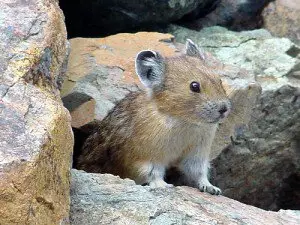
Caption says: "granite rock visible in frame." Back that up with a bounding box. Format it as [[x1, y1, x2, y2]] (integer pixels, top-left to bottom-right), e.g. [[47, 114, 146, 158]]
[[70, 169, 300, 225], [0, 0, 73, 224]]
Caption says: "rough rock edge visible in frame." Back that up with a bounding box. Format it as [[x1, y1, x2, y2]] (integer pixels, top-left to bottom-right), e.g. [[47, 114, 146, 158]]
[[70, 169, 300, 225]]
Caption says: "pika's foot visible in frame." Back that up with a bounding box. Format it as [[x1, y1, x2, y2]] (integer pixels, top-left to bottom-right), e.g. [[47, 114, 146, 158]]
[[198, 180, 222, 195], [149, 180, 174, 189]]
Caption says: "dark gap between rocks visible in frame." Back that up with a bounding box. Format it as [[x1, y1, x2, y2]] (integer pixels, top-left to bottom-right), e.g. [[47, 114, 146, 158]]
[[59, 0, 176, 38], [277, 173, 300, 210], [59, 0, 272, 39], [58, 0, 217, 38]]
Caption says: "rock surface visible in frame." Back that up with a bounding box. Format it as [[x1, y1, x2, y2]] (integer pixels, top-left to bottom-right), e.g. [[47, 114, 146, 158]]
[[61, 32, 177, 120], [165, 25, 300, 210], [62, 32, 260, 160], [263, 0, 300, 45], [70, 169, 300, 225], [179, 0, 272, 31], [166, 25, 299, 91], [62, 92, 96, 128], [59, 0, 214, 37], [0, 0, 73, 224], [213, 85, 300, 210]]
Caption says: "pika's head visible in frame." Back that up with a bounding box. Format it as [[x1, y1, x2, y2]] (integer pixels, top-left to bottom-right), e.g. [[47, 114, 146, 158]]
[[135, 39, 231, 124]]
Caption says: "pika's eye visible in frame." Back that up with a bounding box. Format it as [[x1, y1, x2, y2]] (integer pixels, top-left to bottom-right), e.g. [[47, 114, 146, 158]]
[[190, 81, 201, 93]]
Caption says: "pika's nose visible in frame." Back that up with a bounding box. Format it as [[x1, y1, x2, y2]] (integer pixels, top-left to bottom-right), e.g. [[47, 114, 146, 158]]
[[218, 106, 228, 115]]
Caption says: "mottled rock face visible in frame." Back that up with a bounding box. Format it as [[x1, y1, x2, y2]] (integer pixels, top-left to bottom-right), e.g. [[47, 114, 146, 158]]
[[70, 169, 300, 225], [0, 0, 73, 224], [263, 0, 300, 45], [59, 0, 214, 37], [165, 25, 300, 210]]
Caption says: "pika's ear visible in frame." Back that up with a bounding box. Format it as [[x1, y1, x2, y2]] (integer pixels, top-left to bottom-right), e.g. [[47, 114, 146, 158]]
[[135, 50, 165, 89], [185, 39, 205, 60]]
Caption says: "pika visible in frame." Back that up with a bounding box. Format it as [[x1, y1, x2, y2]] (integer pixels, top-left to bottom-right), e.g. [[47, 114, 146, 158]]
[[77, 39, 231, 195]]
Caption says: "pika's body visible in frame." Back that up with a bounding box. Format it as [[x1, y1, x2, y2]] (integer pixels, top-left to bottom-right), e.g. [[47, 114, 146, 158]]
[[77, 40, 231, 194]]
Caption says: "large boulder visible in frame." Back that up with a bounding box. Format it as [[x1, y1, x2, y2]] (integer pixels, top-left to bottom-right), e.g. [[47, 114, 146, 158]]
[[0, 0, 73, 224], [165, 25, 300, 210], [61, 32, 260, 162], [59, 0, 214, 37], [70, 169, 300, 225]]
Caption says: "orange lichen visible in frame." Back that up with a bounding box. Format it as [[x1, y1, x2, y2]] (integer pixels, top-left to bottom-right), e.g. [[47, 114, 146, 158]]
[[63, 32, 177, 96]]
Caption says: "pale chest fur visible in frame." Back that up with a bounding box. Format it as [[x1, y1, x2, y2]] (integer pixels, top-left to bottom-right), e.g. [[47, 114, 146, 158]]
[[135, 111, 218, 165]]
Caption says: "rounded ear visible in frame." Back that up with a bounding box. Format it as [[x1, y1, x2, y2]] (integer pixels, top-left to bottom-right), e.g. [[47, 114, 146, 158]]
[[185, 39, 205, 60], [135, 50, 165, 89]]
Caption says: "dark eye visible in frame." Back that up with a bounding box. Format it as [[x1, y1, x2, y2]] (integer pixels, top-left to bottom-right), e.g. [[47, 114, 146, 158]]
[[190, 81, 201, 93]]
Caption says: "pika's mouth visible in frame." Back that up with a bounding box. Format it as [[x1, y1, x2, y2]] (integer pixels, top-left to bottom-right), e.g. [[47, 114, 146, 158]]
[[197, 100, 231, 124]]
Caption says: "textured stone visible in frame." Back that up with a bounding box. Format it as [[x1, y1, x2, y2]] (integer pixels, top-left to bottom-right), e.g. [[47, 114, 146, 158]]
[[166, 25, 299, 91], [70, 169, 300, 225], [62, 92, 96, 128], [213, 85, 300, 210], [62, 32, 260, 160], [0, 0, 73, 224], [263, 0, 300, 45], [165, 25, 300, 210], [179, 0, 272, 31]]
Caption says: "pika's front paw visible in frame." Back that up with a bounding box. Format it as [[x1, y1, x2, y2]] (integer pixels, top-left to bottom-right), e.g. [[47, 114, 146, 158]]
[[149, 180, 174, 189], [198, 180, 222, 195]]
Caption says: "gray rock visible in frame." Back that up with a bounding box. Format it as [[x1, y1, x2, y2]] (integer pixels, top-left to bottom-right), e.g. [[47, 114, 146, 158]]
[[213, 85, 300, 210], [166, 25, 300, 210], [167, 25, 300, 91], [179, 0, 273, 31], [70, 169, 300, 225], [70, 66, 139, 121]]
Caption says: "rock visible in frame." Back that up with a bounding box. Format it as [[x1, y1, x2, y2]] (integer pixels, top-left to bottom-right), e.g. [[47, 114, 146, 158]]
[[179, 0, 272, 31], [62, 92, 96, 128], [62, 32, 260, 160], [70, 169, 300, 225], [61, 32, 178, 121], [213, 85, 300, 210], [166, 25, 299, 91], [59, 0, 214, 37], [165, 25, 300, 210], [262, 0, 300, 45], [0, 0, 73, 224]]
